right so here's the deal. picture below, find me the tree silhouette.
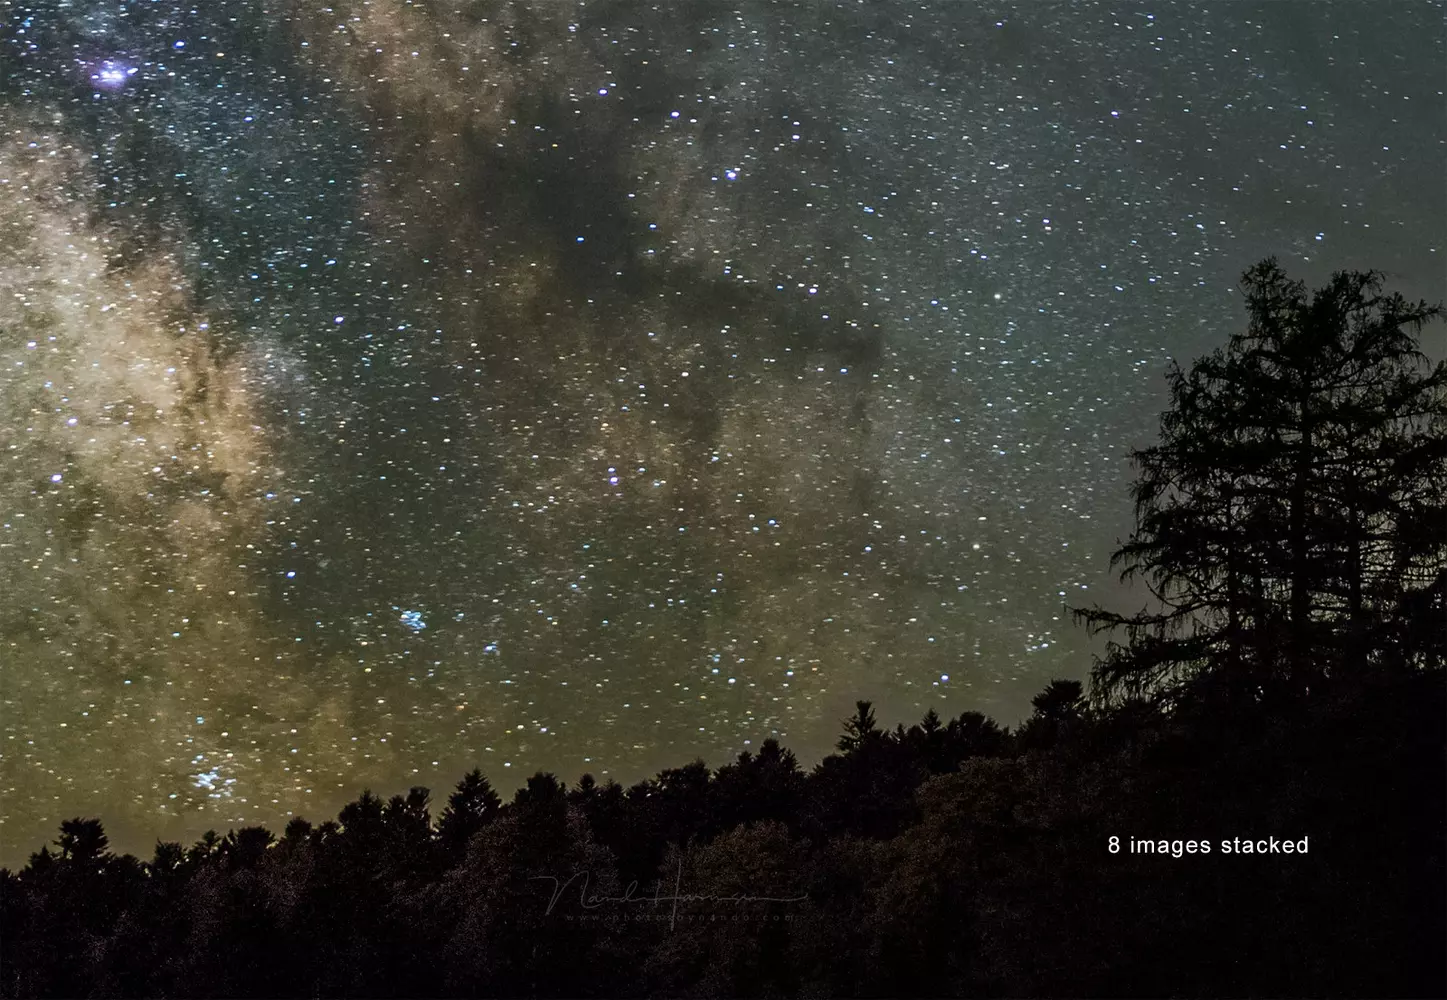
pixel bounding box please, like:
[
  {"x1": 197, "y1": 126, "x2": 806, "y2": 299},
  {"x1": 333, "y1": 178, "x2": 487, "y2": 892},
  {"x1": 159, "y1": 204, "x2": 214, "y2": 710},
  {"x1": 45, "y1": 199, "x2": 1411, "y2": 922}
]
[
  {"x1": 712, "y1": 738, "x2": 805, "y2": 832},
  {"x1": 836, "y1": 700, "x2": 881, "y2": 753},
  {"x1": 437, "y1": 768, "x2": 502, "y2": 860},
  {"x1": 383, "y1": 786, "x2": 435, "y2": 875},
  {"x1": 1031, "y1": 679, "x2": 1085, "y2": 722},
  {"x1": 280, "y1": 816, "x2": 313, "y2": 847},
  {"x1": 57, "y1": 817, "x2": 109, "y2": 867},
  {"x1": 148, "y1": 840, "x2": 185, "y2": 876},
  {"x1": 1018, "y1": 679, "x2": 1087, "y2": 751},
  {"x1": 214, "y1": 827, "x2": 277, "y2": 875},
  {"x1": 1075, "y1": 258, "x2": 1445, "y2": 703}
]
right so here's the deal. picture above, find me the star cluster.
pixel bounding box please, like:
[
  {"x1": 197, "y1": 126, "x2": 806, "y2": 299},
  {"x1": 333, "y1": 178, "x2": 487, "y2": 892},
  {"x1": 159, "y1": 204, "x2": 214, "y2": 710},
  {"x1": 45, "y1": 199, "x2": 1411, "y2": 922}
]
[{"x1": 2, "y1": 0, "x2": 1441, "y2": 862}]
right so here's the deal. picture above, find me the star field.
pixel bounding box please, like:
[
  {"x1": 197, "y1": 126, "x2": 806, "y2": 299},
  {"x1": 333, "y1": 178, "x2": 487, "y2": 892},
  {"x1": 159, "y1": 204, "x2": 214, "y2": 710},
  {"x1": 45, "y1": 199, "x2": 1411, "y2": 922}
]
[{"x1": 2, "y1": 0, "x2": 1442, "y2": 862}]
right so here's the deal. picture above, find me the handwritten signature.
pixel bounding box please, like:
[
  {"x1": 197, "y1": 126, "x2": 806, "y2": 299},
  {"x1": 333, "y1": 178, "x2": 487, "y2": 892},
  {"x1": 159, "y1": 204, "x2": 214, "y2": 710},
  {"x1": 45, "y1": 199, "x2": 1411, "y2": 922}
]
[{"x1": 532, "y1": 859, "x2": 808, "y2": 931}]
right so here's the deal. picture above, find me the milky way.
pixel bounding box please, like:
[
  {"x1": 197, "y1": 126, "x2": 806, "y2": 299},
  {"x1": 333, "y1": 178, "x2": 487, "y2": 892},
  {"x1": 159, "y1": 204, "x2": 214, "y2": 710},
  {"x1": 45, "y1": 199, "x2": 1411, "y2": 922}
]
[{"x1": 2, "y1": 0, "x2": 1442, "y2": 862}]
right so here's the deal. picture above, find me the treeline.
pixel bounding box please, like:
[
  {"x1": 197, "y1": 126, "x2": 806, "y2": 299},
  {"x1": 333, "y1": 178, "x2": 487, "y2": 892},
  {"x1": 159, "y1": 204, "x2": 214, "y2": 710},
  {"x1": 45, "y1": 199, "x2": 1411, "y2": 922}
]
[
  {"x1": 2, "y1": 673, "x2": 1443, "y2": 998},
  {"x1": 2, "y1": 258, "x2": 1443, "y2": 998}
]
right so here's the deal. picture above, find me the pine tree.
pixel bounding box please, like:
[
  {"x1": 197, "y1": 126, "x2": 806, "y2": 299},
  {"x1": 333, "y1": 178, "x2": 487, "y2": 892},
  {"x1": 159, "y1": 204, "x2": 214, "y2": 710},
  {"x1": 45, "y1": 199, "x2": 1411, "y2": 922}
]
[
  {"x1": 437, "y1": 769, "x2": 502, "y2": 859},
  {"x1": 836, "y1": 700, "x2": 880, "y2": 753},
  {"x1": 1075, "y1": 258, "x2": 1444, "y2": 703}
]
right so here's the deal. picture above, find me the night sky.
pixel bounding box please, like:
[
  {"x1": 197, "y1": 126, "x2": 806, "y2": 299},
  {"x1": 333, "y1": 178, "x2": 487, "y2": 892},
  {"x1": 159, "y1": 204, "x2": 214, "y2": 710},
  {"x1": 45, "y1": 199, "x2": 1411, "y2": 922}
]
[{"x1": 2, "y1": 0, "x2": 1442, "y2": 864}]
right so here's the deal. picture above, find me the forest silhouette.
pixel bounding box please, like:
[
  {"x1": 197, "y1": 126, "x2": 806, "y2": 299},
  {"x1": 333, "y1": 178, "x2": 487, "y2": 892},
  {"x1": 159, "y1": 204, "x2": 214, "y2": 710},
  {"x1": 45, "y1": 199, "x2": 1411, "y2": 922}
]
[{"x1": 3, "y1": 260, "x2": 1443, "y2": 998}]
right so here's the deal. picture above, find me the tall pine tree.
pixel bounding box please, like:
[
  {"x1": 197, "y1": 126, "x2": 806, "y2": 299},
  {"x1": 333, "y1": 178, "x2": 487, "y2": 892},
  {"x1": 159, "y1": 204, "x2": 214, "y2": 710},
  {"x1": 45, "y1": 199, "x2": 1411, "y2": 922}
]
[{"x1": 1076, "y1": 258, "x2": 1445, "y2": 703}]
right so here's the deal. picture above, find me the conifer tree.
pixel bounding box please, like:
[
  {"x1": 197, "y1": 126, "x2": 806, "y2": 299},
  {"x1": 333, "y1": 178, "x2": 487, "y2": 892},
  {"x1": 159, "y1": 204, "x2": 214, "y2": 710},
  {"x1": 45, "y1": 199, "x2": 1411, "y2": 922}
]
[{"x1": 1076, "y1": 258, "x2": 1444, "y2": 702}]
